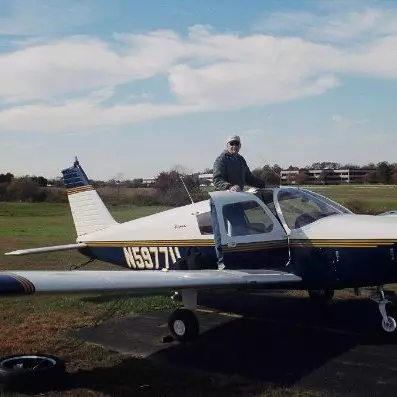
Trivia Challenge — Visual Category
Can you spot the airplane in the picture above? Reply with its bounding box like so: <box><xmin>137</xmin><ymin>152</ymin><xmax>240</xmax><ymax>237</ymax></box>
<box><xmin>2</xmin><ymin>157</ymin><xmax>397</xmax><ymax>343</ymax></box>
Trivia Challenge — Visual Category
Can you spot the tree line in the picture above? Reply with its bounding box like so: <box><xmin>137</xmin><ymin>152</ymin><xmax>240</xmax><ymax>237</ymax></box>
<box><xmin>251</xmin><ymin>161</ymin><xmax>397</xmax><ymax>186</ymax></box>
<box><xmin>0</xmin><ymin>169</ymin><xmax>207</xmax><ymax>206</ymax></box>
<box><xmin>1</xmin><ymin>161</ymin><xmax>396</xmax><ymax>205</ymax></box>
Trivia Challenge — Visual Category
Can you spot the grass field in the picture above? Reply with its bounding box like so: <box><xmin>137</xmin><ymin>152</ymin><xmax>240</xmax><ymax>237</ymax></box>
<box><xmin>305</xmin><ymin>185</ymin><xmax>397</xmax><ymax>213</ymax></box>
<box><xmin>0</xmin><ymin>185</ymin><xmax>396</xmax><ymax>396</ymax></box>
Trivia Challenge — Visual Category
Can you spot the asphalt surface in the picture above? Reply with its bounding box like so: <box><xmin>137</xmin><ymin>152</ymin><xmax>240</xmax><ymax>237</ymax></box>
<box><xmin>77</xmin><ymin>290</ymin><xmax>397</xmax><ymax>396</ymax></box>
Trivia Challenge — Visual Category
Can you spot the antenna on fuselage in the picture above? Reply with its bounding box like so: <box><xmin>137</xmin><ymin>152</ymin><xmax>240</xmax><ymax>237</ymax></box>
<box><xmin>268</xmin><ymin>166</ymin><xmax>282</xmax><ymax>187</ymax></box>
<box><xmin>179</xmin><ymin>174</ymin><xmax>194</xmax><ymax>204</ymax></box>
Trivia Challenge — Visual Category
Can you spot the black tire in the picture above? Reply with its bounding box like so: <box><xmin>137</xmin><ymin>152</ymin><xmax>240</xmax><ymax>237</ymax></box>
<box><xmin>168</xmin><ymin>308</ymin><xmax>199</xmax><ymax>343</ymax></box>
<box><xmin>0</xmin><ymin>354</ymin><xmax>65</xmax><ymax>392</ymax></box>
<box><xmin>308</xmin><ymin>289</ymin><xmax>334</xmax><ymax>303</ymax></box>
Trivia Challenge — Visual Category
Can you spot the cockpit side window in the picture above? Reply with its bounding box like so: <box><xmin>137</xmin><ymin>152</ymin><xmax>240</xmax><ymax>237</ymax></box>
<box><xmin>222</xmin><ymin>201</ymin><xmax>274</xmax><ymax>237</ymax></box>
<box><xmin>196</xmin><ymin>212</ymin><xmax>213</xmax><ymax>235</ymax></box>
<box><xmin>277</xmin><ymin>189</ymin><xmax>345</xmax><ymax>229</ymax></box>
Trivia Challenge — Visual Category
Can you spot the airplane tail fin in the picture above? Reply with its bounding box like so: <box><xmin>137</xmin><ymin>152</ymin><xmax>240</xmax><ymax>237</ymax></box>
<box><xmin>61</xmin><ymin>158</ymin><xmax>118</xmax><ymax>237</ymax></box>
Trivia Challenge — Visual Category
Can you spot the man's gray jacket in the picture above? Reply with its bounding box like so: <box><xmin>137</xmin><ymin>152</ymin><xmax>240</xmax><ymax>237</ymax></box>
<box><xmin>212</xmin><ymin>151</ymin><xmax>266</xmax><ymax>191</ymax></box>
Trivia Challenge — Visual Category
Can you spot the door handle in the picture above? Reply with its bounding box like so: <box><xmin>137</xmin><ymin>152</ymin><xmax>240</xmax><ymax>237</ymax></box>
<box><xmin>228</xmin><ymin>241</ymin><xmax>237</xmax><ymax>247</ymax></box>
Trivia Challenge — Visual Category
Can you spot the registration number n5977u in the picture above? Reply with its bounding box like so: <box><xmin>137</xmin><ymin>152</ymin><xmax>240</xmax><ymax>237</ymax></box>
<box><xmin>123</xmin><ymin>246</ymin><xmax>181</xmax><ymax>269</ymax></box>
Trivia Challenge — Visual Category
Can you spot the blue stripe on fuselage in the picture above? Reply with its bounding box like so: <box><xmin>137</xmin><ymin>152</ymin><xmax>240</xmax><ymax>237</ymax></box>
<box><xmin>81</xmin><ymin>244</ymin><xmax>290</xmax><ymax>271</ymax></box>
<box><xmin>82</xmin><ymin>246</ymin><xmax>217</xmax><ymax>270</ymax></box>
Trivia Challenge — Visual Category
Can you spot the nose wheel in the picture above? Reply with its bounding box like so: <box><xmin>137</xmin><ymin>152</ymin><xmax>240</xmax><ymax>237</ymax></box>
<box><xmin>372</xmin><ymin>287</ymin><xmax>397</xmax><ymax>333</ymax></box>
<box><xmin>382</xmin><ymin>317</ymin><xmax>397</xmax><ymax>333</ymax></box>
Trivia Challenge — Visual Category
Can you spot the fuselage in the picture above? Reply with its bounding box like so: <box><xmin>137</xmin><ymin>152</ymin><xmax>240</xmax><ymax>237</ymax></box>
<box><xmin>76</xmin><ymin>188</ymin><xmax>397</xmax><ymax>290</ymax></box>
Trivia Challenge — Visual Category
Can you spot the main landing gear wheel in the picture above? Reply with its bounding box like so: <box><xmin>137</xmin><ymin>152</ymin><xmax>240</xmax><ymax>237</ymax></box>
<box><xmin>308</xmin><ymin>289</ymin><xmax>334</xmax><ymax>303</ymax></box>
<box><xmin>168</xmin><ymin>308</ymin><xmax>199</xmax><ymax>343</ymax></box>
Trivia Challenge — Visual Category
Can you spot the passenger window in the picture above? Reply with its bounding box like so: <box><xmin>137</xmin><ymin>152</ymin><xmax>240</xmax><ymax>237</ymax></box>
<box><xmin>222</xmin><ymin>201</ymin><xmax>273</xmax><ymax>236</ymax></box>
<box><xmin>196</xmin><ymin>212</ymin><xmax>213</xmax><ymax>235</ymax></box>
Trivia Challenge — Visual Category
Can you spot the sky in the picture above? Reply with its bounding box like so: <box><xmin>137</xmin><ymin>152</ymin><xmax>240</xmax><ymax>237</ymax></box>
<box><xmin>0</xmin><ymin>0</ymin><xmax>396</xmax><ymax>180</ymax></box>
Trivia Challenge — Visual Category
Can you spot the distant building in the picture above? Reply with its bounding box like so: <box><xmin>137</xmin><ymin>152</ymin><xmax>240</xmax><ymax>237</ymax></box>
<box><xmin>280</xmin><ymin>168</ymin><xmax>374</xmax><ymax>185</ymax></box>
<box><xmin>198</xmin><ymin>173</ymin><xmax>213</xmax><ymax>187</ymax></box>
<box><xmin>142</xmin><ymin>177</ymin><xmax>156</xmax><ymax>186</ymax></box>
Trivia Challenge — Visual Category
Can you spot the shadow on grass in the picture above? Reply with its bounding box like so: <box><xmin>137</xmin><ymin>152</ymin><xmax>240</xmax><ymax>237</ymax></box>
<box><xmin>3</xmin><ymin>356</ymin><xmax>266</xmax><ymax>397</ymax></box>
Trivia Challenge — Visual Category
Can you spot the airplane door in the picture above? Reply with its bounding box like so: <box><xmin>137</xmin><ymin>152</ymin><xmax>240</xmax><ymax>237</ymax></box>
<box><xmin>210</xmin><ymin>191</ymin><xmax>289</xmax><ymax>270</ymax></box>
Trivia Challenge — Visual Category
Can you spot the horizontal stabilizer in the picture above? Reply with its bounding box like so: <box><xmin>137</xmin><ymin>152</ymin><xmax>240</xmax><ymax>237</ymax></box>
<box><xmin>4</xmin><ymin>243</ymin><xmax>87</xmax><ymax>256</ymax></box>
<box><xmin>0</xmin><ymin>269</ymin><xmax>302</xmax><ymax>296</ymax></box>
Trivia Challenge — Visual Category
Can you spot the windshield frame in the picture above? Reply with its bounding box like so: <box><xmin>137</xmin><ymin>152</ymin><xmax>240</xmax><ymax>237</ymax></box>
<box><xmin>272</xmin><ymin>187</ymin><xmax>352</xmax><ymax>233</ymax></box>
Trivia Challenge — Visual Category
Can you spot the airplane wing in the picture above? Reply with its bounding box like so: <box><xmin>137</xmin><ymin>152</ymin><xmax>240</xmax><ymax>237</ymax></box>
<box><xmin>4</xmin><ymin>243</ymin><xmax>87</xmax><ymax>256</ymax></box>
<box><xmin>0</xmin><ymin>269</ymin><xmax>302</xmax><ymax>296</ymax></box>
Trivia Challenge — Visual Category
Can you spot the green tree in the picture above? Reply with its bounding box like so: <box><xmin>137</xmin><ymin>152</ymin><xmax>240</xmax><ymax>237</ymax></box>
<box><xmin>377</xmin><ymin>161</ymin><xmax>393</xmax><ymax>183</ymax></box>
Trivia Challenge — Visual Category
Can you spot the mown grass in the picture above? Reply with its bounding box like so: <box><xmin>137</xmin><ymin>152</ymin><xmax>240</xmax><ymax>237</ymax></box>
<box><xmin>305</xmin><ymin>185</ymin><xmax>397</xmax><ymax>213</ymax></box>
<box><xmin>0</xmin><ymin>188</ymin><xmax>394</xmax><ymax>396</ymax></box>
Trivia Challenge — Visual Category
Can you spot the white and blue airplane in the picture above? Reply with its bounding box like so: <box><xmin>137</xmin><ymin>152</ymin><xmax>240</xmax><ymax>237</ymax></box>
<box><xmin>2</xmin><ymin>158</ymin><xmax>397</xmax><ymax>342</ymax></box>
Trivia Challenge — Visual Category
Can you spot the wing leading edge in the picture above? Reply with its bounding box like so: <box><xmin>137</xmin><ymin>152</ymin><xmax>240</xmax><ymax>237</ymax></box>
<box><xmin>0</xmin><ymin>269</ymin><xmax>302</xmax><ymax>296</ymax></box>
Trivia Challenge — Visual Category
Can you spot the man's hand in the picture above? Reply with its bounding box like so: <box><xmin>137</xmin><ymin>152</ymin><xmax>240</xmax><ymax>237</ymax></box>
<box><xmin>229</xmin><ymin>185</ymin><xmax>241</xmax><ymax>192</ymax></box>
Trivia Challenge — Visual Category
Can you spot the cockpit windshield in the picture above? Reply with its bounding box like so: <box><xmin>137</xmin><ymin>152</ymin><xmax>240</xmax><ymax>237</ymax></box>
<box><xmin>277</xmin><ymin>188</ymin><xmax>351</xmax><ymax>230</ymax></box>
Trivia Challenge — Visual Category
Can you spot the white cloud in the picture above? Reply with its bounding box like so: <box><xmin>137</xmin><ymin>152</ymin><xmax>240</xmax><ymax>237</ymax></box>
<box><xmin>0</xmin><ymin>90</ymin><xmax>206</xmax><ymax>133</ymax></box>
<box><xmin>255</xmin><ymin>4</ymin><xmax>397</xmax><ymax>43</ymax></box>
<box><xmin>0</xmin><ymin>36</ymin><xmax>172</xmax><ymax>103</ymax></box>
<box><xmin>0</xmin><ymin>0</ymin><xmax>95</xmax><ymax>36</ymax></box>
<box><xmin>0</xmin><ymin>4</ymin><xmax>396</xmax><ymax>133</ymax></box>
<box><xmin>341</xmin><ymin>35</ymin><xmax>397</xmax><ymax>78</ymax></box>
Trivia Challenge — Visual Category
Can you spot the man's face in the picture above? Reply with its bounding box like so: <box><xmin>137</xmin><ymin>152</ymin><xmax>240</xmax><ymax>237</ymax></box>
<box><xmin>227</xmin><ymin>140</ymin><xmax>241</xmax><ymax>155</ymax></box>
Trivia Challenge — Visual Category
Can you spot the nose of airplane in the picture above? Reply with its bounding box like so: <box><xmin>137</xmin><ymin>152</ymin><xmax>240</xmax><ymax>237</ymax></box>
<box><xmin>289</xmin><ymin>214</ymin><xmax>397</xmax><ymax>288</ymax></box>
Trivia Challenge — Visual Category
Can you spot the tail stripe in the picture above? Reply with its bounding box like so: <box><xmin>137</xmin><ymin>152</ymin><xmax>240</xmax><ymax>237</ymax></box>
<box><xmin>67</xmin><ymin>186</ymin><xmax>95</xmax><ymax>195</ymax></box>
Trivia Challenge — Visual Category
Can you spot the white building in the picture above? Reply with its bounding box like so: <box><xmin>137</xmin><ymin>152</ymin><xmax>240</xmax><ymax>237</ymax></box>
<box><xmin>198</xmin><ymin>173</ymin><xmax>213</xmax><ymax>186</ymax></box>
<box><xmin>280</xmin><ymin>168</ymin><xmax>374</xmax><ymax>184</ymax></box>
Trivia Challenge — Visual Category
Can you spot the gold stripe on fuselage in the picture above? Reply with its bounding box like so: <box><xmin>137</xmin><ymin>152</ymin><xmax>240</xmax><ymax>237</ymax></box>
<box><xmin>223</xmin><ymin>241</ymin><xmax>288</xmax><ymax>252</ymax></box>
<box><xmin>84</xmin><ymin>238</ymin><xmax>397</xmax><ymax>253</ymax></box>
<box><xmin>86</xmin><ymin>240</ymin><xmax>215</xmax><ymax>247</ymax></box>
<box><xmin>86</xmin><ymin>239</ymin><xmax>287</xmax><ymax>253</ymax></box>
<box><xmin>290</xmin><ymin>239</ymin><xmax>397</xmax><ymax>248</ymax></box>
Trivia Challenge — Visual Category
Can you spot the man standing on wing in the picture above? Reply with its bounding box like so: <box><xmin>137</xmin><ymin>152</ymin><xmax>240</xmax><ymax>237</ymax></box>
<box><xmin>210</xmin><ymin>135</ymin><xmax>267</xmax><ymax>269</ymax></box>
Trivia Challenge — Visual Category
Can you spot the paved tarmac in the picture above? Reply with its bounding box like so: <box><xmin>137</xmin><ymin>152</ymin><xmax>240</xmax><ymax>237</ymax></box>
<box><xmin>77</xmin><ymin>290</ymin><xmax>397</xmax><ymax>397</ymax></box>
